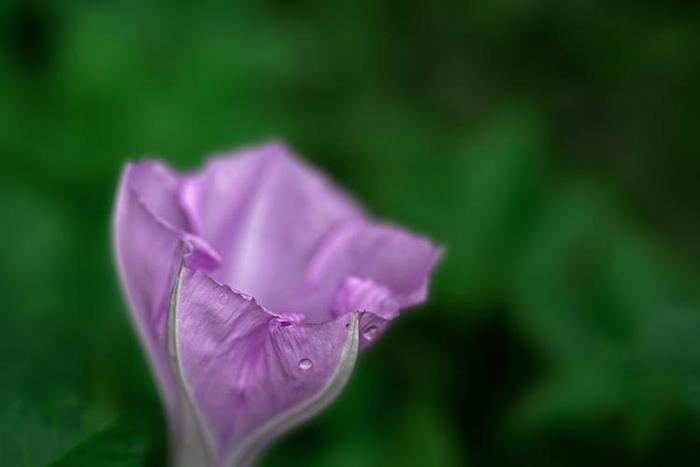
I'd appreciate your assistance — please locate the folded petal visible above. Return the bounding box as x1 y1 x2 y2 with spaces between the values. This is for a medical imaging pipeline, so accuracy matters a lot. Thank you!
169 267 362 467
112 162 220 429
348 224 442 307
127 160 191 231
179 142 364 315
287 222 443 322
331 276 399 320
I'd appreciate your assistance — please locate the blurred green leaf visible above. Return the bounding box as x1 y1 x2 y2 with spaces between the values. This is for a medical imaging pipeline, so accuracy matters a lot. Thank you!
50 418 155 467
2 0 700 465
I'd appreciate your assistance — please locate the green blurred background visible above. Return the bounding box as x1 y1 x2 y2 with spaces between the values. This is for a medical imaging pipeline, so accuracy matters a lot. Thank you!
2 1 700 466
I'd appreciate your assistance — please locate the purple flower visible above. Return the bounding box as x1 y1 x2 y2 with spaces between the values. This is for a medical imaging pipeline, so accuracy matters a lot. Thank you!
112 142 441 466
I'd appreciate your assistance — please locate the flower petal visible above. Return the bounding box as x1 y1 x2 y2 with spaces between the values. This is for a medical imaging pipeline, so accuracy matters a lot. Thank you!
169 266 361 466
179 142 364 315
126 160 191 231
330 276 400 320
112 162 220 430
347 224 442 307
287 223 443 322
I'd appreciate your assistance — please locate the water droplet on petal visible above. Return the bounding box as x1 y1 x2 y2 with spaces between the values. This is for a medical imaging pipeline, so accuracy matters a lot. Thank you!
362 326 379 340
298 358 313 371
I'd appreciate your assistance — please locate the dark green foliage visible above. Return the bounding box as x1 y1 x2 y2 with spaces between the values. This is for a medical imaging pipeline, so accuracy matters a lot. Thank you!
1 1 699 466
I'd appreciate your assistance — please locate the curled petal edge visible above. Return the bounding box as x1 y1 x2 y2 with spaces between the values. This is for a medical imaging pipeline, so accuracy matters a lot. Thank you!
168 265 216 467
167 264 361 467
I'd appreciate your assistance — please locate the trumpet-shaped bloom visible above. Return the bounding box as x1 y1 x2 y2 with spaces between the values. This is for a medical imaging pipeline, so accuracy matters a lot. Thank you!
112 142 441 466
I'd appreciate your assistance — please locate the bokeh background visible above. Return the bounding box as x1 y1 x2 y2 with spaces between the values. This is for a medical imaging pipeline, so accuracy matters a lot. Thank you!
2 1 700 466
